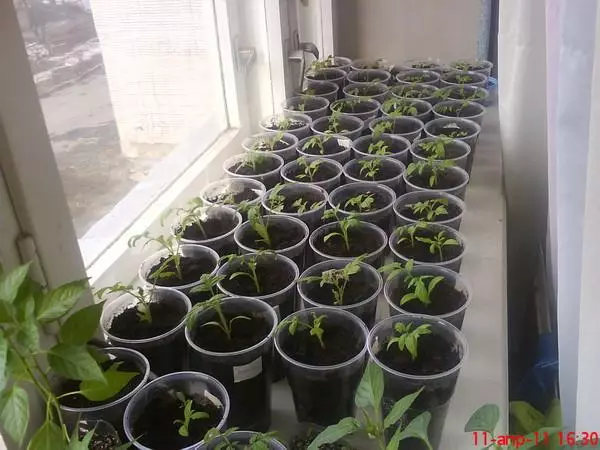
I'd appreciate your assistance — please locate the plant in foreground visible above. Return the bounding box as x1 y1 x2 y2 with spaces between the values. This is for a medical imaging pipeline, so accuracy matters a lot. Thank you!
387 322 432 360
129 232 184 282
322 208 360 252
280 312 326 349
235 152 266 173
251 132 286 153
396 222 427 248
204 427 279 449
174 391 209 437
300 256 365 306
379 259 444 307
307 362 432 450
296 157 322 183
416 231 459 262
344 192 375 213
248 206 272 248
407 198 449 221
406 160 455 188
417 136 453 160
303 135 330 155
367 140 392 156
358 159 382 181
165 196 209 238
222 253 266 294
382 98 418 117
189 273 225 298
326 111 348 134
96 283 153 324
188 294 250 341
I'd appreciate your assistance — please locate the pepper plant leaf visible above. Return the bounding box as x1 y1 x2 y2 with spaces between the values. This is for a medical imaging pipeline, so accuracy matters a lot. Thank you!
59 301 104 345
0 385 29 446
355 361 384 410
36 280 88 322
0 263 30 303
48 343 105 382
306 417 361 450
80 362 139 401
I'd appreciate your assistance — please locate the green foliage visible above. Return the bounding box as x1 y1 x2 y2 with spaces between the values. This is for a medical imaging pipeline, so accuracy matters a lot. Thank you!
358 159 382 181
223 253 264 294
415 230 459 262
296 157 322 182
395 222 427 248
193 294 251 341
440 129 469 138
292 198 324 214
380 259 444 306
407 198 449 221
455 74 474 84
322 208 360 252
372 120 393 139
308 362 431 450
164 197 208 239
248 206 272 248
203 427 280 449
302 135 330 155
402 73 426 83
387 322 432 360
344 193 375 213
406 160 455 188
300 256 364 306
332 99 362 113
326 111 348 134
96 283 152 324
417 137 453 160
382 98 418 117
251 132 286 152
309 55 336 71
367 140 391 156
267 184 286 212
280 313 326 349
173 392 210 437
235 152 265 173
189 273 225 297
128 232 184 282
275 117 292 131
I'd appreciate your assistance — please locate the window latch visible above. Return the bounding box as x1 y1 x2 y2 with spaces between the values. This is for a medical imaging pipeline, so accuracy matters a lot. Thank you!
289 42 319 93
236 44 257 73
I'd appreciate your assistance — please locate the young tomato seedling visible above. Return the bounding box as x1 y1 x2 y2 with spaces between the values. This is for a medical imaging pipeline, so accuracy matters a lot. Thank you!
303 135 330 155
222 253 264 293
326 111 348 134
322 208 360 252
203 428 280 449
248 205 272 248
189 273 225 297
251 132 286 152
455 74 474 84
174 392 209 437
395 222 427 248
295 157 322 182
417 136 453 159
399 274 445 306
387 322 432 360
382 98 418 117
371 120 393 139
416 230 460 262
331 99 362 114
267 183 286 212
309 55 336 71
165 197 209 238
281 313 327 348
190 294 251 340
300 256 364 306
379 259 415 284
358 158 382 181
292 198 324 214
407 198 449 221
440 129 469 138
96 283 153 324
129 232 184 282
236 152 266 173
344 192 375 213
367 140 391 156
406 160 455 188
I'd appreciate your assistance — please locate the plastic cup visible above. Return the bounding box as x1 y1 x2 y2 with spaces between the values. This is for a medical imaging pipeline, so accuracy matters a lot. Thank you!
442 85 490 106
432 100 486 126
352 133 412 165
297 135 353 164
369 116 425 143
391 83 441 105
396 69 440 86
350 58 392 71
343 82 390 103
411 137 472 171
398 58 444 73
305 67 348 90
281 157 343 193
380 98 432 124
223 152 284 190
343 157 406 195
393 191 466 230
200 178 266 221
424 118 482 173
330 98 381 123
440 70 488 88
259 113 313 139
404 163 470 200
347 69 392 85
297 80 339 104
282 95 330 120
199 431 286 449
261 183 328 232
310 114 365 141
449 59 494 76
242 132 299 164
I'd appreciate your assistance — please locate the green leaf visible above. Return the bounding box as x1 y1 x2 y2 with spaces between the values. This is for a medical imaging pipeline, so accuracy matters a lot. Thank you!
509 401 545 434
0 263 30 303
464 404 500 435
0 385 29 446
6 348 29 380
27 421 64 450
67 429 94 450
48 344 105 382
80 362 138 401
387 412 432 450
59 302 104 344
516 427 561 450
384 388 423 429
307 417 361 450
355 362 384 410
0 301 15 323
37 280 88 322
0 334 7 390
17 317 39 353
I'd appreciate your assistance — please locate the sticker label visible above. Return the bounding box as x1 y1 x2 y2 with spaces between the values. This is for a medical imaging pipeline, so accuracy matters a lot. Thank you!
233 357 263 383
337 138 351 148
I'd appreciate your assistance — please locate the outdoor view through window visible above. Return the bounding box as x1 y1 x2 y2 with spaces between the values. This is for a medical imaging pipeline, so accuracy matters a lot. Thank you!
14 0 228 264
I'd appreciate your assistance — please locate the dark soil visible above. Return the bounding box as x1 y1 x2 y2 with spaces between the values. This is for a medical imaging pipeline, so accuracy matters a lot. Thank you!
178 214 238 241
302 269 378 307
347 85 385 97
428 122 475 138
109 299 186 340
307 70 343 81
132 392 223 449
393 85 436 99
88 433 119 450
288 164 339 183
191 314 271 353
390 278 467 315
251 137 294 152
346 162 401 182
301 84 336 96
207 187 261 205
384 102 429 117
355 137 409 156
229 157 280 176
413 142 468 160
220 259 295 296
334 101 377 114
393 227 463 263
399 72 437 84
58 358 144 409
263 118 307 131
338 190 392 213
267 191 325 213
377 332 461 376
400 202 462 222
444 73 479 84
239 221 305 251
377 120 420 134
146 255 216 287
301 141 349 156
406 167 464 190
313 118 361 134
291 430 356 450
314 225 383 258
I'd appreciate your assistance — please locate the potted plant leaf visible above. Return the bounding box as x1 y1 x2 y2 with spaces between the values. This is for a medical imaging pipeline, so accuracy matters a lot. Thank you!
367 315 468 449
298 257 383 327
380 260 472 329
99 284 191 375
393 191 466 230
388 221 467 272
343 82 389 103
347 69 392 85
200 429 287 449
423 118 481 174
297 81 339 104
396 69 440 86
259 113 313 139
275 307 369 426
398 58 443 72
281 156 344 193
369 116 425 143
305 67 347 90
262 183 328 232
328 182 397 232
352 132 412 164
330 98 381 123
282 95 331 120
404 160 470 200
440 70 488 88
223 152 284 189
380 97 432 123
432 100 486 126
309 55 353 72
298 134 353 164
123 371 230 449
391 83 441 105
310 112 364 140
242 132 299 163
436 85 489 106
185 295 278 431
201 178 266 220
342 156 406 194
449 59 494 76
411 136 472 171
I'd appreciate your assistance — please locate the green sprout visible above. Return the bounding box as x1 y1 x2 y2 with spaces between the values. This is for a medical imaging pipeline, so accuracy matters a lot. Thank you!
326 111 348 134
174 392 209 437
223 253 263 293
380 259 445 307
417 136 453 159
378 259 414 284
407 198 449 221
453 61 472 71
251 132 286 152
382 98 418 117
164 197 209 238
292 198 324 214
190 294 251 341
236 152 265 173
267 183 286 212
189 273 225 297
322 208 360 252
416 230 460 261
395 222 427 247
309 55 336 71
203 428 280 449
276 117 292 131
96 283 153 324
358 158 382 180
128 232 184 282
331 99 362 113
372 120 393 138
344 193 375 213
367 140 391 156
296 157 322 182
440 129 469 138
387 322 432 360
406 160 455 188
300 256 364 306
248 205 272 248
280 313 326 348
302 135 330 155
455 74 474 84
403 73 426 83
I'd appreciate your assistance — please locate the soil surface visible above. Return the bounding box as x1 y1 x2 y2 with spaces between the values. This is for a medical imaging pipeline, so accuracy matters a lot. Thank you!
146 254 216 287
109 298 187 340
178 214 238 241
355 137 409 156
263 118 307 131
393 227 463 263
302 268 378 307
406 167 464 190
239 221 305 251
267 191 325 214
435 103 482 118
313 118 359 134
346 161 401 182
301 141 349 156
390 277 467 315
220 259 295 296
207 187 261 205
400 202 462 222
446 86 486 101
338 190 392 213
413 142 468 160
88 433 120 450
191 313 271 352
229 157 280 176
288 164 339 183
315 225 383 258
334 101 377 114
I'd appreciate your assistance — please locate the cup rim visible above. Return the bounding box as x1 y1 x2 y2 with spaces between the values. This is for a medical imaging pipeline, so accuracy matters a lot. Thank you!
234 214 310 255
393 191 466 227
309 220 388 261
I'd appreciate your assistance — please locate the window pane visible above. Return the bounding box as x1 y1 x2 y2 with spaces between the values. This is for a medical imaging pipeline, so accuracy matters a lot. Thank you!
14 0 228 264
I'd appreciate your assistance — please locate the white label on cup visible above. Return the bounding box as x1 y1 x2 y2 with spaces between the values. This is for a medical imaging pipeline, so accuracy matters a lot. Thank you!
337 138 351 148
233 357 263 383
203 390 223 409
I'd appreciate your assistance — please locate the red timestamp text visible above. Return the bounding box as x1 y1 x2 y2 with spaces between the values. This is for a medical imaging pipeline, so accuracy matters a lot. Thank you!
472 431 600 448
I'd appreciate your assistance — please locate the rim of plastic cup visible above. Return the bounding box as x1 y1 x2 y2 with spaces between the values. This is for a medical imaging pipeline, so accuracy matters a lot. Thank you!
234 214 310 255
310 114 365 138
200 178 266 207
305 67 347 83
352 134 412 159
297 135 353 160
343 82 389 98
223 152 284 179
176 206 242 246
282 95 330 114
424 117 482 142
347 68 392 85
370 116 425 139
329 181 397 217
410 137 472 166
393 191 466 228
396 69 440 85
298 80 339 97
242 132 299 154
391 83 440 101
441 70 488 86
403 163 470 196
343 158 406 185
380 98 432 119
432 100 486 122
281 157 344 186
261 184 329 218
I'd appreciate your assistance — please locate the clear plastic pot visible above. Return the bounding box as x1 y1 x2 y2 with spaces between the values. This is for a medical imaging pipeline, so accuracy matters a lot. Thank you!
242 132 299 164
389 222 467 272
234 215 310 271
298 260 383 328
352 133 412 164
404 164 470 200
393 191 466 230
329 56 353 72
380 98 432 124
432 100 486 126
123 371 230 450
350 58 391 71
223 152 284 190
259 112 313 139
297 80 339 104
199 431 286 449
343 157 406 195
369 116 425 143
440 70 488 88
396 69 440 86
261 183 328 232
297 135 353 164
185 297 278 431
275 307 369 426
367 315 468 449
311 114 365 141
411 137 472 171
449 59 494 76
60 347 150 440
398 58 443 73
200 178 266 220
330 98 381 123
384 265 472 329
282 95 330 120
424 118 482 173
281 157 343 193
305 67 348 90
347 69 392 85
442 85 490 106
101 288 191 375
309 221 388 268
329 182 396 232
343 82 390 103
391 83 441 105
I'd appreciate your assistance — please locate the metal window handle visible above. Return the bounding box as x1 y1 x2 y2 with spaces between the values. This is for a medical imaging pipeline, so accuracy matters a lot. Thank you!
234 36 257 73
289 42 320 92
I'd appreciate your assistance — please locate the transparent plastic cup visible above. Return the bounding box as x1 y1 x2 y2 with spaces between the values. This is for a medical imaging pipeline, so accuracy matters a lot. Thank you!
367 314 468 450
282 95 330 120
123 371 230 450
223 152 284 190
384 265 472 329
298 259 383 328
281 157 343 193
380 98 432 124
234 215 310 271
329 56 353 72
304 67 348 90
449 59 494 77
352 133 412 164
396 69 440 86
329 182 397 232
199 431 286 449
347 69 392 85
350 58 392 72
369 116 425 143
310 114 365 141
275 307 369 426
411 137 472 171
440 70 488 88
424 118 482 173
432 100 486 126
389 222 467 272
101 287 191 375
330 98 381 123
200 178 266 220
443 85 490 106
261 183 328 232
343 82 390 103
185 297 278 431
297 80 339 104
60 347 150 439
297 135 353 164
398 58 444 73
242 132 299 163
391 83 441 106
393 191 466 231
259 113 313 139
404 163 470 200
343 157 406 195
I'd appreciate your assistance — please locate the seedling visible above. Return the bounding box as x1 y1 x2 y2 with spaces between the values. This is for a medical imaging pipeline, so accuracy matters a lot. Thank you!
440 129 469 138
309 55 336 71
406 160 455 188
203 428 280 449
164 197 209 238
403 73 426 83
189 273 225 297
223 253 263 293
322 208 360 252
347 82 381 99
248 205 272 248
296 157 322 182
267 184 286 212
294 95 314 113
280 313 326 348
379 259 415 284
453 61 472 71
344 193 375 213
302 135 330 155
325 111 348 134
455 74 474 84
367 140 391 156
371 120 393 138
394 85 428 99
331 99 362 113
387 322 432 360
96 283 153 324
416 230 459 261
129 232 184 282
358 158 382 180
300 256 364 306
400 274 445 307
395 222 427 248
417 136 453 159
382 98 418 117
189 294 251 340
307 362 432 450
292 198 324 214
251 132 286 152
407 198 449 221
235 152 265 173
174 392 209 437
275 117 292 131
